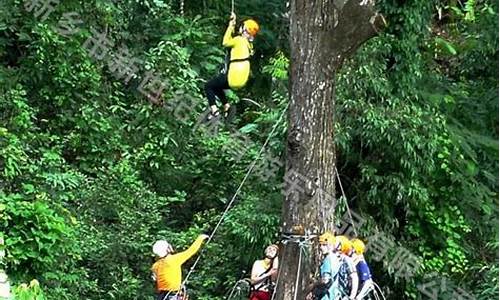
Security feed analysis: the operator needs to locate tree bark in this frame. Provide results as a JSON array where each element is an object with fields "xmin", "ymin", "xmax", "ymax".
[{"xmin": 275, "ymin": 1, "xmax": 384, "ymax": 299}]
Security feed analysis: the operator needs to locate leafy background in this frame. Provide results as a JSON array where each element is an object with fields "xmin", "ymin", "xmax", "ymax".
[{"xmin": 0, "ymin": 0, "xmax": 497, "ymax": 299}]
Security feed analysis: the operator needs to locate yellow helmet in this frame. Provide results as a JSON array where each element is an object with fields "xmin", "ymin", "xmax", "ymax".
[
  {"xmin": 319, "ymin": 231, "xmax": 335, "ymax": 245},
  {"xmin": 336, "ymin": 236, "xmax": 353, "ymax": 255},
  {"xmin": 351, "ymin": 239, "xmax": 366, "ymax": 255},
  {"xmin": 243, "ymin": 19, "xmax": 260, "ymax": 37}
]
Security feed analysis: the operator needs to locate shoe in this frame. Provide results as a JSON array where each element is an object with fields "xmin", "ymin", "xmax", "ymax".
[{"xmin": 207, "ymin": 109, "xmax": 220, "ymax": 121}]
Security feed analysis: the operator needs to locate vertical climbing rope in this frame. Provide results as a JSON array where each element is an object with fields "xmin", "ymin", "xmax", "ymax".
[
  {"xmin": 335, "ymin": 166, "xmax": 358, "ymax": 237},
  {"xmin": 292, "ymin": 246, "xmax": 303, "ymax": 300},
  {"xmin": 293, "ymin": 241, "xmax": 310, "ymax": 300},
  {"xmin": 276, "ymin": 234, "xmax": 315, "ymax": 300}
]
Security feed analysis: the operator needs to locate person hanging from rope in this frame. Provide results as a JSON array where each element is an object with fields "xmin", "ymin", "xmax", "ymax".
[
  {"xmin": 205, "ymin": 12, "xmax": 260, "ymax": 120},
  {"xmin": 248, "ymin": 244, "xmax": 279, "ymax": 300},
  {"xmin": 307, "ymin": 231, "xmax": 342, "ymax": 300},
  {"xmin": 151, "ymin": 234, "xmax": 209, "ymax": 300},
  {"xmin": 350, "ymin": 239, "xmax": 374, "ymax": 300},
  {"xmin": 336, "ymin": 236, "xmax": 359, "ymax": 300}
]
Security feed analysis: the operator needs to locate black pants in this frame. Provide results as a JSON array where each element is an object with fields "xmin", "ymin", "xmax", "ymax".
[
  {"xmin": 156, "ymin": 292, "xmax": 179, "ymax": 300},
  {"xmin": 205, "ymin": 73, "xmax": 229, "ymax": 106}
]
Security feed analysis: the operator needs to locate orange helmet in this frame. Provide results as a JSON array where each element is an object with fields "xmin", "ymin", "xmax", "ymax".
[
  {"xmin": 243, "ymin": 19, "xmax": 260, "ymax": 37},
  {"xmin": 336, "ymin": 236, "xmax": 353, "ymax": 255}
]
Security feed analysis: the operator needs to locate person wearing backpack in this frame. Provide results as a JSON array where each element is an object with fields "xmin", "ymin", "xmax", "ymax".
[
  {"xmin": 205, "ymin": 12, "xmax": 260, "ymax": 120},
  {"xmin": 151, "ymin": 234, "xmax": 209, "ymax": 300},
  {"xmin": 336, "ymin": 236, "xmax": 359, "ymax": 300},
  {"xmin": 351, "ymin": 239, "xmax": 374, "ymax": 300},
  {"xmin": 306, "ymin": 231, "xmax": 342, "ymax": 300},
  {"xmin": 249, "ymin": 244, "xmax": 279, "ymax": 300}
]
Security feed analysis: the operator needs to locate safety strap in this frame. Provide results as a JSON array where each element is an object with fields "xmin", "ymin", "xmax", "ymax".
[
  {"xmin": 230, "ymin": 57, "xmax": 250, "ymax": 63},
  {"xmin": 221, "ymin": 54, "xmax": 251, "ymax": 75},
  {"xmin": 250, "ymin": 260, "xmax": 275, "ymax": 293}
]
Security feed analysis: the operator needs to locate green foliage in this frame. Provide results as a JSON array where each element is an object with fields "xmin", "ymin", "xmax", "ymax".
[
  {"xmin": 2, "ymin": 193, "xmax": 75, "ymax": 275},
  {"xmin": 0, "ymin": 0, "xmax": 497, "ymax": 299},
  {"xmin": 12, "ymin": 280, "xmax": 46, "ymax": 300},
  {"xmin": 262, "ymin": 51, "xmax": 289, "ymax": 80},
  {"xmin": 333, "ymin": 0, "xmax": 498, "ymax": 298}
]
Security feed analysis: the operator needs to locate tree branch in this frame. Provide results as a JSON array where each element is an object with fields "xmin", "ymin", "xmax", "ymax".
[{"xmin": 330, "ymin": 0, "xmax": 386, "ymax": 65}]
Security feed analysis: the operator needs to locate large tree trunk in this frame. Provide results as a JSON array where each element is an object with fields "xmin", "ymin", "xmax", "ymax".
[{"xmin": 275, "ymin": 1, "xmax": 384, "ymax": 299}]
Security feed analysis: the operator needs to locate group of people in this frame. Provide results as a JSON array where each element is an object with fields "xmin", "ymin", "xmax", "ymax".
[
  {"xmin": 150, "ymin": 236, "xmax": 279, "ymax": 300},
  {"xmin": 308, "ymin": 232, "xmax": 374, "ymax": 300},
  {"xmin": 150, "ymin": 231, "xmax": 373, "ymax": 300},
  {"xmin": 152, "ymin": 10, "xmax": 376, "ymax": 300}
]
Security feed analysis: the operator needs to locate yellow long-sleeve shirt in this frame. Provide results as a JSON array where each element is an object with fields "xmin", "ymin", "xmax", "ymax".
[
  {"xmin": 151, "ymin": 236, "xmax": 205, "ymax": 292},
  {"xmin": 222, "ymin": 24, "xmax": 253, "ymax": 89}
]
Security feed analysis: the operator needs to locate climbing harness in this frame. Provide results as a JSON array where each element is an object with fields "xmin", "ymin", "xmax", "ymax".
[
  {"xmin": 226, "ymin": 278, "xmax": 252, "ymax": 299},
  {"xmin": 221, "ymin": 55, "xmax": 251, "ymax": 75},
  {"xmin": 159, "ymin": 285, "xmax": 187, "ymax": 300},
  {"xmin": 163, "ymin": 106, "xmax": 287, "ymax": 300},
  {"xmin": 249, "ymin": 259, "xmax": 277, "ymax": 298}
]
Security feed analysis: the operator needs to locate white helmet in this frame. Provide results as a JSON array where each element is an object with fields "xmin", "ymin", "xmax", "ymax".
[{"xmin": 153, "ymin": 240, "xmax": 173, "ymax": 258}]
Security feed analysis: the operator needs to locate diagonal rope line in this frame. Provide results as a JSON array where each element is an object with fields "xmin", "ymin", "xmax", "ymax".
[
  {"xmin": 335, "ymin": 166, "xmax": 358, "ymax": 237},
  {"xmin": 171, "ymin": 107, "xmax": 287, "ymax": 298}
]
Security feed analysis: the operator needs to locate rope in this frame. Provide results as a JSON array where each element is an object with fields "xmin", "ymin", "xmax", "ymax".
[
  {"xmin": 281, "ymin": 233, "xmax": 318, "ymax": 243},
  {"xmin": 271, "ymin": 234, "xmax": 317, "ymax": 300},
  {"xmin": 278, "ymin": 234, "xmax": 314, "ymax": 300},
  {"xmin": 163, "ymin": 107, "xmax": 287, "ymax": 300},
  {"xmin": 293, "ymin": 242, "xmax": 310, "ymax": 300},
  {"xmin": 373, "ymin": 281, "xmax": 386, "ymax": 300},
  {"xmin": 292, "ymin": 246, "xmax": 303, "ymax": 300},
  {"xmin": 231, "ymin": 0, "xmax": 234, "ymax": 13},
  {"xmin": 356, "ymin": 280, "xmax": 375, "ymax": 300},
  {"xmin": 335, "ymin": 166, "xmax": 358, "ymax": 237},
  {"xmin": 227, "ymin": 279, "xmax": 249, "ymax": 299},
  {"xmin": 242, "ymin": 98, "xmax": 262, "ymax": 107}
]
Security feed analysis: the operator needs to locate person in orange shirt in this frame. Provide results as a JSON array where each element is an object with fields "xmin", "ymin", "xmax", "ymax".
[{"xmin": 151, "ymin": 234, "xmax": 209, "ymax": 300}]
